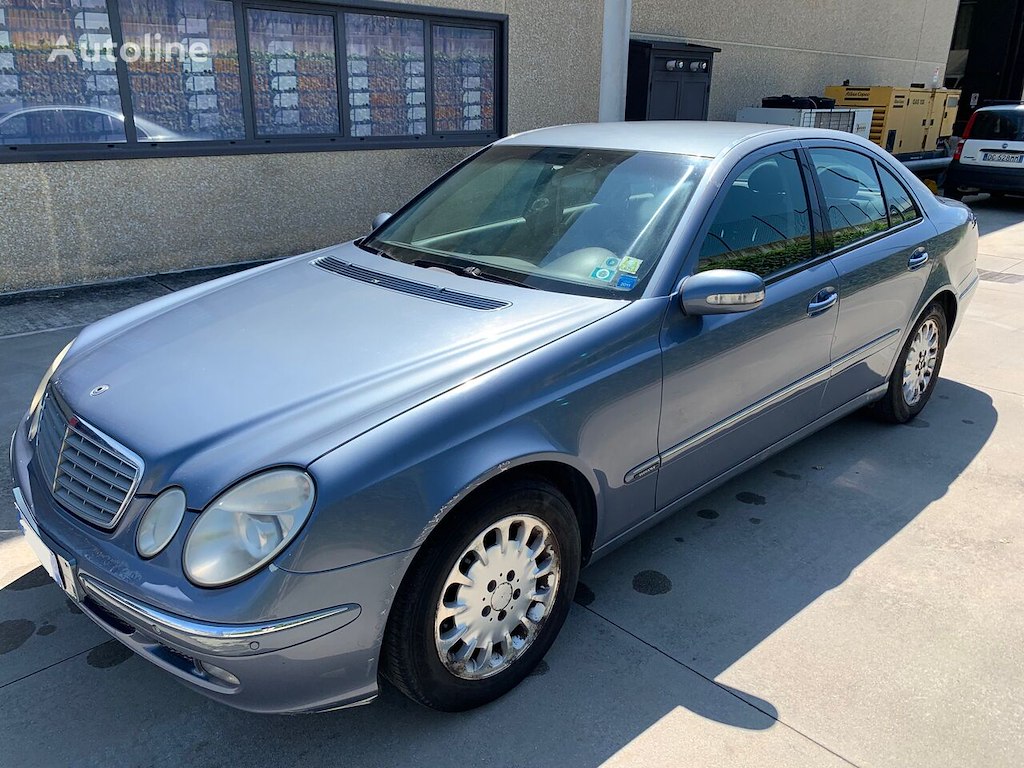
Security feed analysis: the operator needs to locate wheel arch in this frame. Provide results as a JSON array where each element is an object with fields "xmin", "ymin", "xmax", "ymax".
[
  {"xmin": 931, "ymin": 288, "xmax": 958, "ymax": 331},
  {"xmin": 420, "ymin": 455, "xmax": 600, "ymax": 566},
  {"xmin": 884, "ymin": 286, "xmax": 958, "ymax": 382}
]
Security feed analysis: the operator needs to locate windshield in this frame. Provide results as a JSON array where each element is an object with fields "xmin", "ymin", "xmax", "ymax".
[
  {"xmin": 971, "ymin": 110, "xmax": 1024, "ymax": 142},
  {"xmin": 365, "ymin": 145, "xmax": 708, "ymax": 297}
]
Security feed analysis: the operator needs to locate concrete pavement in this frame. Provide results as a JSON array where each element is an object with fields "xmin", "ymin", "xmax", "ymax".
[{"xmin": 1, "ymin": 200, "xmax": 1022, "ymax": 767}]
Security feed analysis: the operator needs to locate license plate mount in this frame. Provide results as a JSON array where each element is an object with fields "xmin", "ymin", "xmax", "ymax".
[
  {"xmin": 19, "ymin": 514, "xmax": 81, "ymax": 601},
  {"xmin": 982, "ymin": 151, "xmax": 1023, "ymax": 163}
]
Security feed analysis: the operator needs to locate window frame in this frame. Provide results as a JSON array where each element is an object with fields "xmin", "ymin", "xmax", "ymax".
[
  {"xmin": 685, "ymin": 141, "xmax": 825, "ymax": 286},
  {"xmin": 0, "ymin": 0, "xmax": 507, "ymax": 164},
  {"xmin": 801, "ymin": 140, "xmax": 927, "ymax": 258}
]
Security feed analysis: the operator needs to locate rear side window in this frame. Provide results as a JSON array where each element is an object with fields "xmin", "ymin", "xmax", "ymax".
[
  {"xmin": 698, "ymin": 150, "xmax": 813, "ymax": 277},
  {"xmin": 809, "ymin": 148, "xmax": 888, "ymax": 250},
  {"xmin": 970, "ymin": 111, "xmax": 1024, "ymax": 142},
  {"xmin": 878, "ymin": 165, "xmax": 921, "ymax": 226}
]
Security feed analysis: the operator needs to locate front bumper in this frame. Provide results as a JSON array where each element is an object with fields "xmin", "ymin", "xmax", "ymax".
[
  {"xmin": 946, "ymin": 161, "xmax": 1024, "ymax": 193},
  {"xmin": 12, "ymin": 423, "xmax": 417, "ymax": 714}
]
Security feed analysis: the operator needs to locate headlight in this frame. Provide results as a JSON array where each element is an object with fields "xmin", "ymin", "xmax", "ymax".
[
  {"xmin": 136, "ymin": 488, "xmax": 187, "ymax": 558},
  {"xmin": 183, "ymin": 469, "xmax": 315, "ymax": 587},
  {"xmin": 27, "ymin": 340, "xmax": 74, "ymax": 441}
]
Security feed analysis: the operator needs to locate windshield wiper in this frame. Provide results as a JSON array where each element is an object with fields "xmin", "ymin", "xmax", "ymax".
[
  {"xmin": 357, "ymin": 240, "xmax": 397, "ymax": 260},
  {"xmin": 412, "ymin": 259, "xmax": 536, "ymax": 289}
]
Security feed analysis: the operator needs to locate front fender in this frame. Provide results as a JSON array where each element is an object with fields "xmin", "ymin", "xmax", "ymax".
[{"xmin": 280, "ymin": 418, "xmax": 603, "ymax": 574}]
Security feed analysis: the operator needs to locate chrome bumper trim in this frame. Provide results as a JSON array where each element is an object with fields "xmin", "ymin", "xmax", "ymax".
[
  {"xmin": 13, "ymin": 485, "xmax": 36, "ymax": 527},
  {"xmin": 79, "ymin": 574, "xmax": 360, "ymax": 657}
]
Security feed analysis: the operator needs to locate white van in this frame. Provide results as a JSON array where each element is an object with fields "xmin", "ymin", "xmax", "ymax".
[{"xmin": 945, "ymin": 105, "xmax": 1024, "ymax": 200}]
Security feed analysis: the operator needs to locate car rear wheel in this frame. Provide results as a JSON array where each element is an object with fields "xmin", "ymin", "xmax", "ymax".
[
  {"xmin": 381, "ymin": 476, "xmax": 581, "ymax": 711},
  {"xmin": 876, "ymin": 302, "xmax": 947, "ymax": 423}
]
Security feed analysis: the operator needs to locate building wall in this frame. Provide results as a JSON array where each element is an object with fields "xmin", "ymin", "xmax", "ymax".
[
  {"xmin": 632, "ymin": 0, "xmax": 959, "ymax": 122},
  {"xmin": 0, "ymin": 0, "xmax": 605, "ymax": 293}
]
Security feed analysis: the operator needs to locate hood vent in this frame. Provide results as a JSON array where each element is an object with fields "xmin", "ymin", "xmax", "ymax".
[{"xmin": 313, "ymin": 255, "xmax": 510, "ymax": 311}]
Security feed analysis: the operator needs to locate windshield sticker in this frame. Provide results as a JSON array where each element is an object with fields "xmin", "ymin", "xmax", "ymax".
[
  {"xmin": 604, "ymin": 257, "xmax": 620, "ymax": 269},
  {"xmin": 618, "ymin": 256, "xmax": 643, "ymax": 275},
  {"xmin": 615, "ymin": 275, "xmax": 638, "ymax": 290},
  {"xmin": 590, "ymin": 267, "xmax": 616, "ymax": 282}
]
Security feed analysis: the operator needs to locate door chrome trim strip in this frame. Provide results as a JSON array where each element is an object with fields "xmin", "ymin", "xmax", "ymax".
[
  {"xmin": 828, "ymin": 328, "xmax": 901, "ymax": 377},
  {"xmin": 626, "ymin": 329, "xmax": 903, "ymax": 482}
]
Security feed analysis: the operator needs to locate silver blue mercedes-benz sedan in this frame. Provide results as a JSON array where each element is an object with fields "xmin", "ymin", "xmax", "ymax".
[{"xmin": 11, "ymin": 121, "xmax": 978, "ymax": 713}]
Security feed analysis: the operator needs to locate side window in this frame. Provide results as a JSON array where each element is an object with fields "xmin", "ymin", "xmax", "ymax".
[
  {"xmin": 877, "ymin": 165, "xmax": 921, "ymax": 226},
  {"xmin": 809, "ymin": 148, "xmax": 888, "ymax": 250},
  {"xmin": 698, "ymin": 150, "xmax": 813, "ymax": 277}
]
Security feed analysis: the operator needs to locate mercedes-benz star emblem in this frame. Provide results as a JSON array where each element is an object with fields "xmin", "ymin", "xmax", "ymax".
[{"xmin": 89, "ymin": 385, "xmax": 109, "ymax": 396}]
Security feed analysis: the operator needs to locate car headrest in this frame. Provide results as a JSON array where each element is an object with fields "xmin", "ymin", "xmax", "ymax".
[
  {"xmin": 817, "ymin": 166, "xmax": 861, "ymax": 200},
  {"xmin": 748, "ymin": 165, "xmax": 786, "ymax": 195}
]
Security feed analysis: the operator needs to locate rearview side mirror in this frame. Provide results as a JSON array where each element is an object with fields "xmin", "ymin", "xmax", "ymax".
[
  {"xmin": 371, "ymin": 212, "xmax": 392, "ymax": 231},
  {"xmin": 679, "ymin": 269, "xmax": 765, "ymax": 315}
]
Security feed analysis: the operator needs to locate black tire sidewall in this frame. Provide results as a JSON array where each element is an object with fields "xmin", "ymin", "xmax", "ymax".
[
  {"xmin": 886, "ymin": 303, "xmax": 948, "ymax": 421},
  {"xmin": 385, "ymin": 478, "xmax": 581, "ymax": 711}
]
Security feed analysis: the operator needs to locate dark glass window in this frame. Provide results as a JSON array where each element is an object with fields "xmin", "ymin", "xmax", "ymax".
[
  {"xmin": 433, "ymin": 25, "xmax": 495, "ymax": 132},
  {"xmin": 699, "ymin": 150, "xmax": 813, "ymax": 277},
  {"xmin": 0, "ymin": 0, "xmax": 126, "ymax": 144},
  {"xmin": 809, "ymin": 148, "xmax": 888, "ymax": 250},
  {"xmin": 344, "ymin": 13, "xmax": 426, "ymax": 137},
  {"xmin": 878, "ymin": 165, "xmax": 920, "ymax": 226},
  {"xmin": 970, "ymin": 110, "xmax": 1024, "ymax": 142},
  {"xmin": 119, "ymin": 0, "xmax": 244, "ymax": 141},
  {"xmin": 246, "ymin": 8, "xmax": 339, "ymax": 136},
  {"xmin": 369, "ymin": 145, "xmax": 707, "ymax": 296}
]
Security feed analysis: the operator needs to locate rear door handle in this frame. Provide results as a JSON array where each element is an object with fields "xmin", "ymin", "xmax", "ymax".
[
  {"xmin": 807, "ymin": 287, "xmax": 838, "ymax": 316},
  {"xmin": 908, "ymin": 248, "xmax": 930, "ymax": 270}
]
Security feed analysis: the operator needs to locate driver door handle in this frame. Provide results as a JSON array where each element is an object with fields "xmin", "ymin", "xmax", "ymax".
[
  {"xmin": 807, "ymin": 287, "xmax": 839, "ymax": 316},
  {"xmin": 908, "ymin": 248, "xmax": 930, "ymax": 270}
]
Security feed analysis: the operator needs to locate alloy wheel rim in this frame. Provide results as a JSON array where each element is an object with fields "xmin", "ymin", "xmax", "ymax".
[
  {"xmin": 902, "ymin": 318, "xmax": 940, "ymax": 407},
  {"xmin": 434, "ymin": 514, "xmax": 560, "ymax": 680}
]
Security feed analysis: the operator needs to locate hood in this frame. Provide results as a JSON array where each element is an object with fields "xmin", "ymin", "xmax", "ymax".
[{"xmin": 53, "ymin": 243, "xmax": 623, "ymax": 506}]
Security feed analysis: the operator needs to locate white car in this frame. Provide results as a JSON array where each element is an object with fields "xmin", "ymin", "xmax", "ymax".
[{"xmin": 945, "ymin": 104, "xmax": 1024, "ymax": 199}]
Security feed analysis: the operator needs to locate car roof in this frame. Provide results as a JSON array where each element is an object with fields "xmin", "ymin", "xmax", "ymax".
[
  {"xmin": 498, "ymin": 121, "xmax": 795, "ymax": 158},
  {"xmin": 974, "ymin": 104, "xmax": 1024, "ymax": 113}
]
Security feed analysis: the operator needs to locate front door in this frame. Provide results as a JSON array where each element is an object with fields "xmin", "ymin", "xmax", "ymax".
[{"xmin": 656, "ymin": 146, "xmax": 839, "ymax": 509}]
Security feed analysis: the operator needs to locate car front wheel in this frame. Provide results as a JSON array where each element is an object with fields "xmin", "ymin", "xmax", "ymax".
[
  {"xmin": 381, "ymin": 476, "xmax": 581, "ymax": 711},
  {"xmin": 877, "ymin": 302, "xmax": 947, "ymax": 423}
]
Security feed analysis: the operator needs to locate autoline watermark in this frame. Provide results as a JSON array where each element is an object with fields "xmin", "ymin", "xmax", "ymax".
[{"xmin": 47, "ymin": 34, "xmax": 210, "ymax": 64}]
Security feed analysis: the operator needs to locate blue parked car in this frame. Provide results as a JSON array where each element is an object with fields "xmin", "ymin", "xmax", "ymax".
[{"xmin": 12, "ymin": 121, "xmax": 978, "ymax": 713}]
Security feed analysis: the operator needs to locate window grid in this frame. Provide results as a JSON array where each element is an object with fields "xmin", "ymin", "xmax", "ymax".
[{"xmin": 0, "ymin": 0, "xmax": 505, "ymax": 162}]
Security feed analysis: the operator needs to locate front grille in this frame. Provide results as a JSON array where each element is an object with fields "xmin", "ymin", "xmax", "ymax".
[{"xmin": 34, "ymin": 393, "xmax": 143, "ymax": 530}]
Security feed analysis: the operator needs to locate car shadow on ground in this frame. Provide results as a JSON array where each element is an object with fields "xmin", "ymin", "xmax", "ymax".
[{"xmin": 0, "ymin": 378, "xmax": 997, "ymax": 767}]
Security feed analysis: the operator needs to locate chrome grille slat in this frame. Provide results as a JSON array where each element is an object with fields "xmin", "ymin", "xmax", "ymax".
[
  {"xmin": 33, "ymin": 392, "xmax": 143, "ymax": 530},
  {"xmin": 60, "ymin": 435, "xmax": 134, "ymax": 491},
  {"xmin": 55, "ymin": 482, "xmax": 120, "ymax": 519},
  {"xmin": 56, "ymin": 464, "xmax": 125, "ymax": 506}
]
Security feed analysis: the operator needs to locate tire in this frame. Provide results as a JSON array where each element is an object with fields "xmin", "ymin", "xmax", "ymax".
[
  {"xmin": 944, "ymin": 187, "xmax": 964, "ymax": 201},
  {"xmin": 381, "ymin": 476, "xmax": 581, "ymax": 711},
  {"xmin": 876, "ymin": 302, "xmax": 947, "ymax": 423}
]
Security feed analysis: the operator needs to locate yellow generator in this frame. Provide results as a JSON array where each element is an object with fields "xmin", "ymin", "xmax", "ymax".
[{"xmin": 824, "ymin": 85, "xmax": 960, "ymax": 158}]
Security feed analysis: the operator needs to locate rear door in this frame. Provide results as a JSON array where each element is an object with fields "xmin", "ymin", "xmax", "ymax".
[
  {"xmin": 958, "ymin": 109, "xmax": 1024, "ymax": 170},
  {"xmin": 656, "ymin": 144, "xmax": 839, "ymax": 509},
  {"xmin": 804, "ymin": 143, "xmax": 937, "ymax": 412}
]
